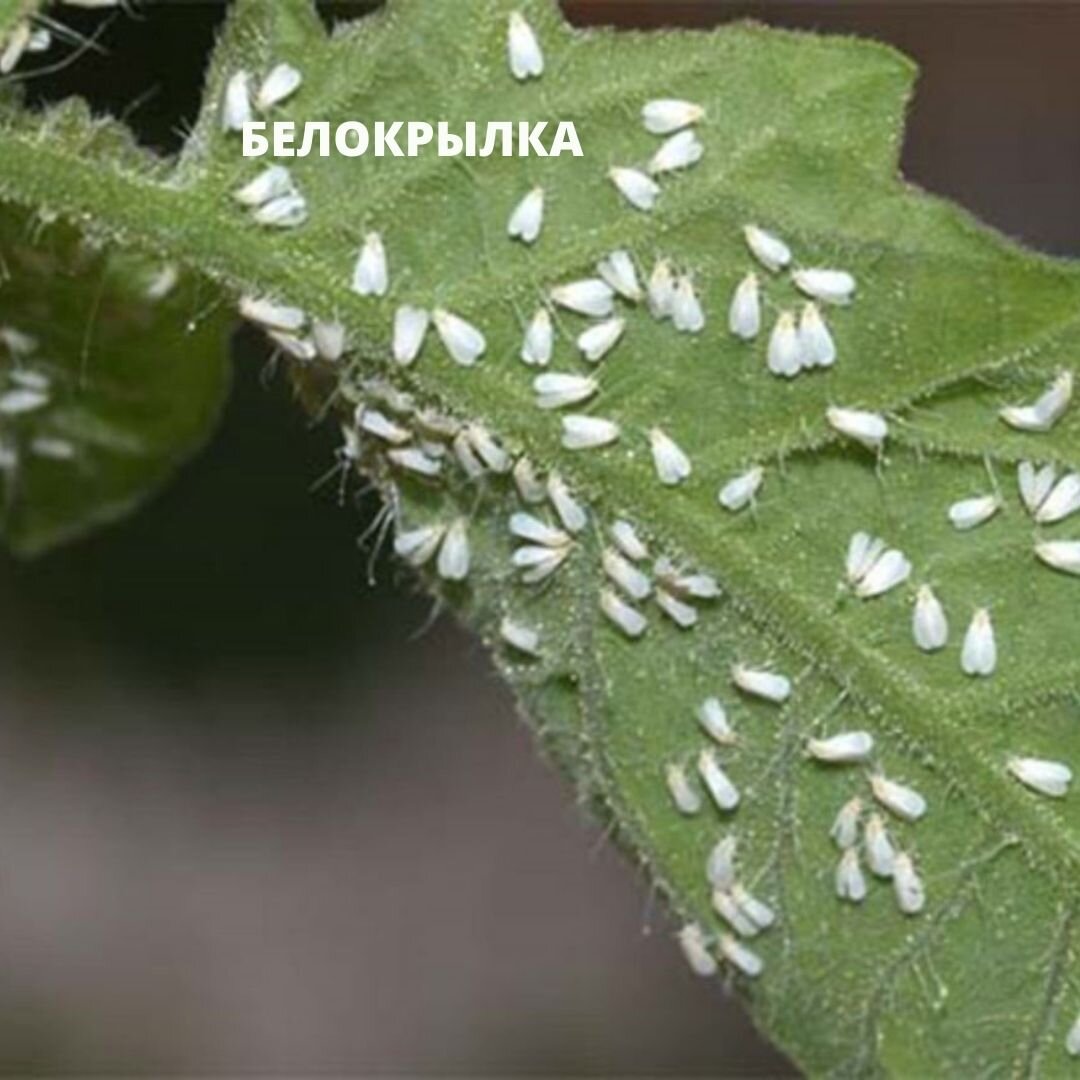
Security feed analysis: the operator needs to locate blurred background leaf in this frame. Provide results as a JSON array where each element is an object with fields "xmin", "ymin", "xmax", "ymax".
[{"xmin": 0, "ymin": 205, "xmax": 231, "ymax": 555}]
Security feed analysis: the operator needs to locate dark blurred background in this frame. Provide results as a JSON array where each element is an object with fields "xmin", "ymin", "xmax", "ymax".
[{"xmin": 1, "ymin": 1, "xmax": 1078, "ymax": 1074}]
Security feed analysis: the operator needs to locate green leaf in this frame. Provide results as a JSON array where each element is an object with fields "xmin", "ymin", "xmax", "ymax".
[
  {"xmin": 2, "ymin": 1, "xmax": 1080, "ymax": 1072},
  {"xmin": 0, "ymin": 203, "xmax": 231, "ymax": 554}
]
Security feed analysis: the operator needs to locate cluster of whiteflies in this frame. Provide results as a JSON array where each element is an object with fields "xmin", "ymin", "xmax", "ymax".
[
  {"xmin": 216, "ymin": 18, "xmax": 897, "ymax": 504},
  {"xmin": 669, "ymin": 693, "xmax": 788, "ymax": 981},
  {"xmin": 517, "ymin": 262, "xmax": 705, "ymax": 475},
  {"xmin": 595, "ymin": 523, "xmax": 720, "ymax": 637},
  {"xmin": 732, "ymin": 224, "xmax": 854, "ymax": 379},
  {"xmin": 667, "ymin": 665, "xmax": 927, "ymax": 983},
  {"xmin": 494, "ymin": 2, "xmax": 1071, "ymax": 1036},
  {"xmin": 211, "ymin": 31, "xmax": 707, "ymax": 490},
  {"xmin": 222, "ymin": 16, "xmax": 580, "ymax": 163},
  {"xmin": 222, "ymin": 65, "xmax": 309, "ymax": 227},
  {"xmin": 232, "ymin": 162, "xmax": 308, "ymax": 229},
  {"xmin": 237, "ymin": 295, "xmax": 346, "ymax": 365},
  {"xmin": 0, "ymin": 252, "xmax": 174, "ymax": 459},
  {"xmin": 6, "ymin": 0, "xmax": 1080, "ymax": 1055},
  {"xmin": 666, "ymin": 680, "xmax": 789, "ymax": 821},
  {"xmin": 216, "ymin": 9, "xmax": 1080, "ymax": 1031},
  {"xmin": 827, "ymin": 780, "xmax": 926, "ymax": 915},
  {"xmin": 221, "ymin": 62, "xmax": 303, "ymax": 132},
  {"xmin": 676, "ymin": 835, "xmax": 774, "ymax": 981},
  {"xmin": 665, "ymin": 522, "xmax": 1073, "ymax": 989},
  {"xmin": 835, "ymin": 431, "xmax": 1080, "ymax": 684},
  {"xmin": 346, "ymin": 399, "xmax": 727, "ymax": 649},
  {"xmin": 267, "ymin": 320, "xmax": 734, "ymax": 653},
  {"xmin": 1023, "ymin": 458, "xmax": 1080, "ymax": 577},
  {"xmin": 0, "ymin": 321, "xmax": 119, "ymax": 469},
  {"xmin": 844, "ymin": 527, "xmax": 997, "ymax": 674},
  {"xmin": 606, "ymin": 98, "xmax": 705, "ymax": 213}
]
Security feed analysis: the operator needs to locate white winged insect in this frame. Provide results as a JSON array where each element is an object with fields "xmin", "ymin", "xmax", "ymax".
[
  {"xmin": 507, "ymin": 11, "xmax": 543, "ymax": 80},
  {"xmin": 507, "ymin": 187, "xmax": 545, "ymax": 244},
  {"xmin": 844, "ymin": 532, "xmax": 911, "ymax": 599}
]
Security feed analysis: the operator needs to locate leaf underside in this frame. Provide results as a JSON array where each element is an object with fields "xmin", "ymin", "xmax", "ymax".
[{"xmin": 3, "ymin": 1, "xmax": 1080, "ymax": 1074}]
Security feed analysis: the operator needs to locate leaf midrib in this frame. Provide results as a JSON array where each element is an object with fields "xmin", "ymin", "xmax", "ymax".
[{"xmin": 11, "ymin": 118, "xmax": 1080, "ymax": 488}]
